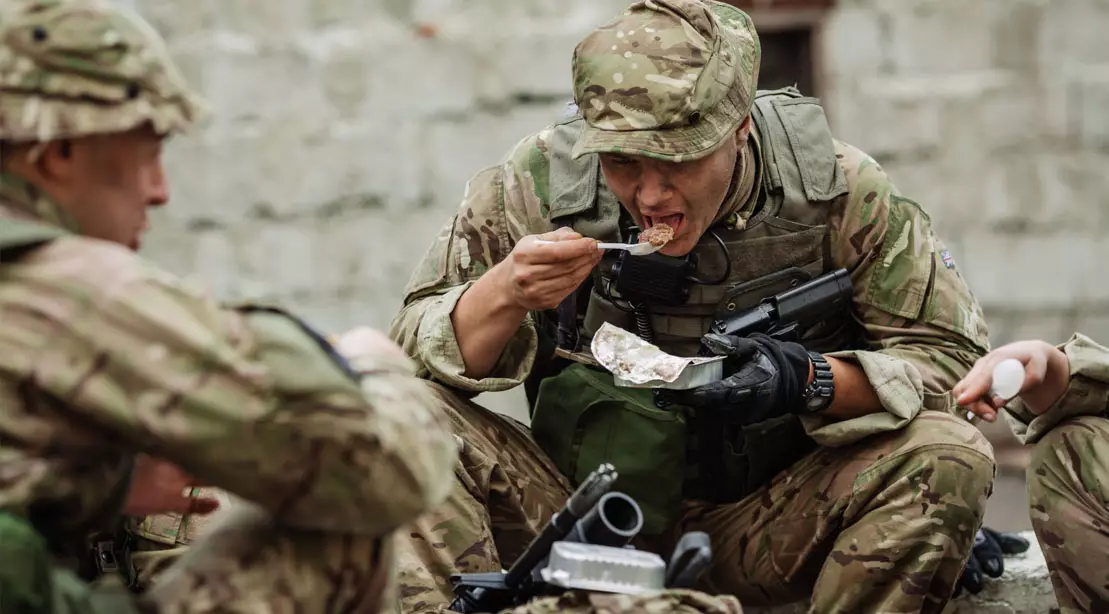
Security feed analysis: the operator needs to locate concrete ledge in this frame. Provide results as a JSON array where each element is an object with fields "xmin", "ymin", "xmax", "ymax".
[{"xmin": 745, "ymin": 531, "xmax": 1058, "ymax": 614}]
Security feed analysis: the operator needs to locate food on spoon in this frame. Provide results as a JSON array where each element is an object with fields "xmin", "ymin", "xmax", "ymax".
[{"xmin": 639, "ymin": 223, "xmax": 674, "ymax": 247}]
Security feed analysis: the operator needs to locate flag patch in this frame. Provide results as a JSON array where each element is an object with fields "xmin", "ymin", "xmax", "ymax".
[{"xmin": 941, "ymin": 250, "xmax": 956, "ymax": 269}]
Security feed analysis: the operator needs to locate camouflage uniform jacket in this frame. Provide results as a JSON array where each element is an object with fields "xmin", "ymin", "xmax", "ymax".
[
  {"xmin": 390, "ymin": 115, "xmax": 991, "ymax": 447},
  {"xmin": 0, "ymin": 170, "xmax": 458, "ymax": 554},
  {"xmin": 1005, "ymin": 333, "xmax": 1109, "ymax": 444}
]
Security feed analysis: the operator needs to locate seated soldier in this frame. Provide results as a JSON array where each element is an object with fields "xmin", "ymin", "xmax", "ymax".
[
  {"xmin": 388, "ymin": 0, "xmax": 1013, "ymax": 611},
  {"xmin": 957, "ymin": 334, "xmax": 1109, "ymax": 613},
  {"xmin": 0, "ymin": 1, "xmax": 457, "ymax": 612}
]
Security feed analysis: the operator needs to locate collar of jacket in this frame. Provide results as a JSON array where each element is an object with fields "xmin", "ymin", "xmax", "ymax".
[
  {"xmin": 0, "ymin": 169, "xmax": 80, "ymax": 234},
  {"xmin": 712, "ymin": 130, "xmax": 763, "ymax": 231}
]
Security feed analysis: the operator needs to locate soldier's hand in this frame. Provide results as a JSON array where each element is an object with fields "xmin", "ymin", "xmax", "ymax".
[
  {"xmin": 954, "ymin": 340, "xmax": 1070, "ymax": 421},
  {"xmin": 500, "ymin": 227, "xmax": 601, "ymax": 311},
  {"xmin": 954, "ymin": 527, "xmax": 1030, "ymax": 597},
  {"xmin": 123, "ymin": 454, "xmax": 220, "ymax": 517},
  {"xmin": 660, "ymin": 333, "xmax": 812, "ymax": 424}
]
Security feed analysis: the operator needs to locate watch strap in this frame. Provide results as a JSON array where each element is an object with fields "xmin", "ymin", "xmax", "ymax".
[{"xmin": 803, "ymin": 351, "xmax": 835, "ymax": 413}]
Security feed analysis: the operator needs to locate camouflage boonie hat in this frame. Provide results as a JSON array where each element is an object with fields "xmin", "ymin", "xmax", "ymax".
[
  {"xmin": 0, "ymin": 0, "xmax": 206, "ymax": 142},
  {"xmin": 571, "ymin": 0, "xmax": 761, "ymax": 163}
]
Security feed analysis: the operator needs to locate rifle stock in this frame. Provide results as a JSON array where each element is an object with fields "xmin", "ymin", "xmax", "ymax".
[{"xmin": 710, "ymin": 268, "xmax": 853, "ymax": 342}]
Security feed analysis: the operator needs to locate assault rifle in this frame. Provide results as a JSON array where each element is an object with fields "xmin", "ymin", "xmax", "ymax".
[
  {"xmin": 709, "ymin": 268, "xmax": 853, "ymax": 342},
  {"xmin": 447, "ymin": 463, "xmax": 713, "ymax": 613}
]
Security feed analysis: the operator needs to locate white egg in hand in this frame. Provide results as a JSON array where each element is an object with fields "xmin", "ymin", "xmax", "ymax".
[{"xmin": 989, "ymin": 358, "xmax": 1026, "ymax": 401}]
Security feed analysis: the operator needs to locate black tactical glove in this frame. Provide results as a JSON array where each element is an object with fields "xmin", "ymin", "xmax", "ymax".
[
  {"xmin": 953, "ymin": 527, "xmax": 1031, "ymax": 597},
  {"xmin": 660, "ymin": 332, "xmax": 812, "ymax": 423}
]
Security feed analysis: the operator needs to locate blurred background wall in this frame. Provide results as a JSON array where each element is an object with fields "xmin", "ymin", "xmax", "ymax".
[{"xmin": 130, "ymin": 0, "xmax": 1109, "ymax": 530}]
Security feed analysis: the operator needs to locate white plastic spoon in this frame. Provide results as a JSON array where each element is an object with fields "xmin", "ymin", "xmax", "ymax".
[{"xmin": 534, "ymin": 239, "xmax": 662, "ymax": 256}]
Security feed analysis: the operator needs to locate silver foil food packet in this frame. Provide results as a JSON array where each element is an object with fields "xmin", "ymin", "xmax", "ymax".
[{"xmin": 590, "ymin": 322, "xmax": 725, "ymax": 390}]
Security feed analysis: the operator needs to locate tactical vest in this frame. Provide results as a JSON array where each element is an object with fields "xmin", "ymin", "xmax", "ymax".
[
  {"xmin": 0, "ymin": 216, "xmax": 141, "ymax": 613},
  {"xmin": 529, "ymin": 88, "xmax": 864, "ymax": 533}
]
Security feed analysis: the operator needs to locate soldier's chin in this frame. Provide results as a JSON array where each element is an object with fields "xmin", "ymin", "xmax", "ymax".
[{"xmin": 659, "ymin": 235, "xmax": 693, "ymax": 257}]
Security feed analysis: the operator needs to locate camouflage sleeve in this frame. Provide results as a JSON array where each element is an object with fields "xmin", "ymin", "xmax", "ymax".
[
  {"xmin": 26, "ymin": 238, "xmax": 457, "ymax": 536},
  {"xmin": 801, "ymin": 141, "xmax": 991, "ymax": 446},
  {"xmin": 1004, "ymin": 333, "xmax": 1109, "ymax": 444},
  {"xmin": 388, "ymin": 130, "xmax": 556, "ymax": 393}
]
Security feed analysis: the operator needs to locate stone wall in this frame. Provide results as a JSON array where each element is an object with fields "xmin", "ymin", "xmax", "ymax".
[
  {"xmin": 820, "ymin": 0, "xmax": 1109, "ymax": 350},
  {"xmin": 136, "ymin": 0, "xmax": 630, "ymax": 337},
  {"xmin": 134, "ymin": 0, "xmax": 1109, "ymax": 421}
]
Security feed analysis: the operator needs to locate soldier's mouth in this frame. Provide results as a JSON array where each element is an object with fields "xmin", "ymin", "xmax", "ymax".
[{"xmin": 644, "ymin": 214, "xmax": 683, "ymax": 236}]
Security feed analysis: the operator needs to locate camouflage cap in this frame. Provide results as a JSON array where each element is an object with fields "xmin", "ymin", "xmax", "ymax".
[
  {"xmin": 571, "ymin": 0, "xmax": 760, "ymax": 163},
  {"xmin": 0, "ymin": 0, "xmax": 206, "ymax": 142}
]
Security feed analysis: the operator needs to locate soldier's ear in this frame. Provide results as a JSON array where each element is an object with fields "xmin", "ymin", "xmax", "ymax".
[
  {"xmin": 37, "ymin": 139, "xmax": 78, "ymax": 183},
  {"xmin": 734, "ymin": 116, "xmax": 752, "ymax": 147}
]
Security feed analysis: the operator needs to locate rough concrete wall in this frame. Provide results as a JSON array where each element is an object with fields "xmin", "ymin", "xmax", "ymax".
[
  {"xmin": 138, "ymin": 0, "xmax": 628, "ymax": 336},
  {"xmin": 821, "ymin": 0, "xmax": 1109, "ymax": 349}
]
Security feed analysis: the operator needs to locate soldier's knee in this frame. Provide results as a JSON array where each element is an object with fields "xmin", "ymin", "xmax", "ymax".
[
  {"xmin": 1027, "ymin": 415, "xmax": 1109, "ymax": 508},
  {"xmin": 898, "ymin": 412, "xmax": 995, "ymax": 467},
  {"xmin": 868, "ymin": 412, "xmax": 996, "ymax": 506}
]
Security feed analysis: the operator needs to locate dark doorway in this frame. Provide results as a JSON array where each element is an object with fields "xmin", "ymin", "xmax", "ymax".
[
  {"xmin": 756, "ymin": 27, "xmax": 815, "ymax": 95},
  {"xmin": 721, "ymin": 1, "xmax": 834, "ymax": 98}
]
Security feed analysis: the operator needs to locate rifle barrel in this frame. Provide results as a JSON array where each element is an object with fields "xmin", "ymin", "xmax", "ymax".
[{"xmin": 503, "ymin": 463, "xmax": 617, "ymax": 588}]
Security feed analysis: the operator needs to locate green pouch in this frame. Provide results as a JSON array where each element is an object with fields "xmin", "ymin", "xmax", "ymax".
[
  {"xmin": 0, "ymin": 511, "xmax": 54, "ymax": 614},
  {"xmin": 0, "ymin": 512, "xmax": 139, "ymax": 614},
  {"xmin": 531, "ymin": 363, "xmax": 687, "ymax": 535}
]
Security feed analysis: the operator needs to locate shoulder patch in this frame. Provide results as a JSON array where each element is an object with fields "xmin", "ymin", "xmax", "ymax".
[{"xmin": 940, "ymin": 249, "xmax": 956, "ymax": 269}]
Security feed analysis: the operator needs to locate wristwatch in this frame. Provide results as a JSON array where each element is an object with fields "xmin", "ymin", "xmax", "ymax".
[{"xmin": 802, "ymin": 351, "xmax": 835, "ymax": 413}]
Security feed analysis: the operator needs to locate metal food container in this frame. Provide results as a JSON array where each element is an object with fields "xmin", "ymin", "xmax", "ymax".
[
  {"xmin": 590, "ymin": 322, "xmax": 726, "ymax": 390},
  {"xmin": 612, "ymin": 358, "xmax": 724, "ymax": 390},
  {"xmin": 539, "ymin": 541, "xmax": 667, "ymax": 595}
]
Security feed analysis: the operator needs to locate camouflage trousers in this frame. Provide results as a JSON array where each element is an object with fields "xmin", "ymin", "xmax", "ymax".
[
  {"xmin": 393, "ymin": 384, "xmax": 995, "ymax": 614},
  {"xmin": 1027, "ymin": 415, "xmax": 1109, "ymax": 614},
  {"xmin": 133, "ymin": 502, "xmax": 393, "ymax": 614}
]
